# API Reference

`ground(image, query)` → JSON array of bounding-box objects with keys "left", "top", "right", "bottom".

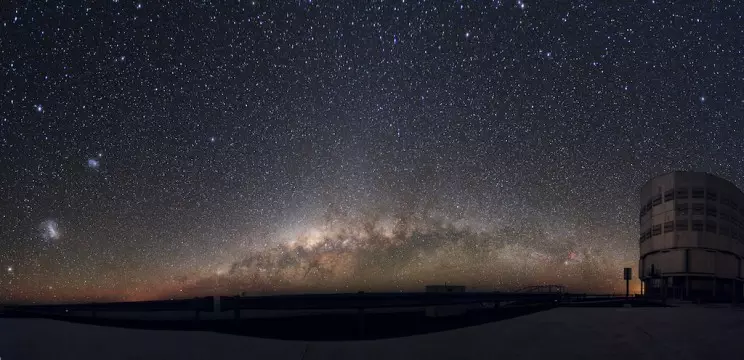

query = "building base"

[{"left": 642, "top": 276, "right": 744, "bottom": 303}]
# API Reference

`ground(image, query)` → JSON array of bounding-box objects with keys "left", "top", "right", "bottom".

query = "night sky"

[{"left": 2, "top": 1, "right": 743, "bottom": 303}]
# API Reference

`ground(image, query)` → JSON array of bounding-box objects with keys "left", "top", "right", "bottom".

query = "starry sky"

[{"left": 1, "top": 1, "right": 743, "bottom": 303}]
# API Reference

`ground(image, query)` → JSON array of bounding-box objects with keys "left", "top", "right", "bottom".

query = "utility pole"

[{"left": 626, "top": 280, "right": 629, "bottom": 299}]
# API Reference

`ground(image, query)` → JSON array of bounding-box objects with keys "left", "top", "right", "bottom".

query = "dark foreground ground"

[
  {"left": 1, "top": 298, "right": 667, "bottom": 341},
  {"left": 3, "top": 306, "right": 742, "bottom": 360},
  {"left": 3, "top": 304, "right": 552, "bottom": 340}
]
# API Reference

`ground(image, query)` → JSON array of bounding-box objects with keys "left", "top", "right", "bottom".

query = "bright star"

[{"left": 35, "top": 104, "right": 43, "bottom": 112}]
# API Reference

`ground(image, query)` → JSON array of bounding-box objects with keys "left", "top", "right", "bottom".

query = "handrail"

[
  {"left": 4, "top": 292, "right": 564, "bottom": 314},
  {"left": 219, "top": 292, "right": 562, "bottom": 311}
]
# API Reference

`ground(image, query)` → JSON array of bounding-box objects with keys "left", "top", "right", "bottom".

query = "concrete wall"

[{"left": 688, "top": 250, "right": 714, "bottom": 274}]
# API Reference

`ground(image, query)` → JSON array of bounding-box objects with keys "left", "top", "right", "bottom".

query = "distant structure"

[
  {"left": 516, "top": 285, "right": 566, "bottom": 294},
  {"left": 639, "top": 171, "right": 744, "bottom": 301},
  {"left": 425, "top": 285, "right": 466, "bottom": 293}
]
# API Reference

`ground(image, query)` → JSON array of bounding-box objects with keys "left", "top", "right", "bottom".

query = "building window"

[
  {"left": 707, "top": 205, "right": 717, "bottom": 218},
  {"left": 692, "top": 203, "right": 704, "bottom": 216},
  {"left": 644, "top": 229, "right": 652, "bottom": 239},
  {"left": 720, "top": 226, "right": 731, "bottom": 237},
  {"left": 652, "top": 194, "right": 662, "bottom": 206},
  {"left": 676, "top": 203, "right": 689, "bottom": 216},
  {"left": 675, "top": 220, "right": 688, "bottom": 231},
  {"left": 652, "top": 224, "right": 662, "bottom": 236},
  {"left": 645, "top": 201, "right": 652, "bottom": 212},
  {"left": 691, "top": 220, "right": 704, "bottom": 232},
  {"left": 706, "top": 221, "right": 717, "bottom": 233},
  {"left": 721, "top": 211, "right": 730, "bottom": 222},
  {"left": 676, "top": 188, "right": 688, "bottom": 199},
  {"left": 691, "top": 188, "right": 705, "bottom": 199},
  {"left": 663, "top": 221, "right": 674, "bottom": 233},
  {"left": 664, "top": 189, "right": 674, "bottom": 202},
  {"left": 706, "top": 189, "right": 717, "bottom": 202}
]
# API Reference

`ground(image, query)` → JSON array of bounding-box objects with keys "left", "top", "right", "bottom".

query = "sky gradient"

[{"left": 1, "top": 1, "right": 743, "bottom": 303}]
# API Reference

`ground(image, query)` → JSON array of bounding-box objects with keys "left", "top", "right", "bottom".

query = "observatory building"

[{"left": 640, "top": 171, "right": 744, "bottom": 300}]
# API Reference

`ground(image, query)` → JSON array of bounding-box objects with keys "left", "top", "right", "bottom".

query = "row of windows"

[
  {"left": 646, "top": 218, "right": 744, "bottom": 236},
  {"left": 641, "top": 187, "right": 744, "bottom": 218},
  {"left": 672, "top": 204, "right": 744, "bottom": 227},
  {"left": 640, "top": 219, "right": 743, "bottom": 242}
]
